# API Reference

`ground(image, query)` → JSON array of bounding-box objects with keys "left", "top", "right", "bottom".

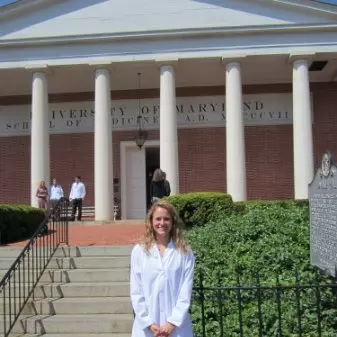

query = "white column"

[
  {"left": 292, "top": 59, "right": 313, "bottom": 199},
  {"left": 31, "top": 72, "right": 50, "bottom": 207},
  {"left": 225, "top": 62, "right": 247, "bottom": 201},
  {"left": 94, "top": 68, "right": 113, "bottom": 221},
  {"left": 160, "top": 65, "right": 179, "bottom": 194}
]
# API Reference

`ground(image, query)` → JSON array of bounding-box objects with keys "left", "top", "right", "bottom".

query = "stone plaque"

[{"left": 309, "top": 152, "right": 337, "bottom": 277}]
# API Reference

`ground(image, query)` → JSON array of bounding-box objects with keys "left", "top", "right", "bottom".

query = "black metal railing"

[
  {"left": 192, "top": 269, "right": 337, "bottom": 337},
  {"left": 0, "top": 197, "right": 69, "bottom": 337}
]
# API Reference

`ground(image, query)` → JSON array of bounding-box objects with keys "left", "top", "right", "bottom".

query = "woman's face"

[{"left": 152, "top": 207, "right": 172, "bottom": 240}]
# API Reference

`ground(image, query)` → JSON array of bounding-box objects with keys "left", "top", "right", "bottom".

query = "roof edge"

[
  {"left": 1, "top": 0, "right": 337, "bottom": 19},
  {"left": 271, "top": 0, "right": 337, "bottom": 15},
  {"left": 0, "top": 0, "right": 58, "bottom": 19}
]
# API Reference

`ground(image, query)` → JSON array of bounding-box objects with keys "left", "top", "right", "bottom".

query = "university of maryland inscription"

[
  {"left": 0, "top": 93, "right": 293, "bottom": 136},
  {"left": 309, "top": 152, "right": 337, "bottom": 277}
]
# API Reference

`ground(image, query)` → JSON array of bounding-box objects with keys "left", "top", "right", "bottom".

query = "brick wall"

[
  {"left": 312, "top": 83, "right": 337, "bottom": 167},
  {"left": 178, "top": 128, "right": 225, "bottom": 193},
  {"left": 50, "top": 133, "right": 94, "bottom": 206},
  {"left": 1, "top": 83, "right": 337, "bottom": 205},
  {"left": 0, "top": 136, "right": 30, "bottom": 204}
]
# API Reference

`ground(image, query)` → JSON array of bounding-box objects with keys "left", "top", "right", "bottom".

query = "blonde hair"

[
  {"left": 39, "top": 180, "right": 46, "bottom": 188},
  {"left": 152, "top": 168, "right": 165, "bottom": 181},
  {"left": 139, "top": 200, "right": 189, "bottom": 253}
]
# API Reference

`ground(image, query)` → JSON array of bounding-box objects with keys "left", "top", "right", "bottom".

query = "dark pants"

[
  {"left": 71, "top": 198, "right": 83, "bottom": 221},
  {"left": 50, "top": 199, "right": 61, "bottom": 220}
]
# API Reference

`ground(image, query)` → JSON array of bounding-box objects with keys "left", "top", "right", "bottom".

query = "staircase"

[{"left": 0, "top": 245, "right": 133, "bottom": 337}]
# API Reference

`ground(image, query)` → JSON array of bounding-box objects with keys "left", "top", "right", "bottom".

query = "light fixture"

[{"left": 134, "top": 73, "right": 148, "bottom": 149}]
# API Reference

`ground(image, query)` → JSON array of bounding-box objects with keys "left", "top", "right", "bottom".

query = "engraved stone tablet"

[{"left": 309, "top": 152, "right": 337, "bottom": 277}]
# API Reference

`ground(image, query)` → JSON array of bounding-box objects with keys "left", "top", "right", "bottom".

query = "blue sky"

[
  {"left": 0, "top": 0, "right": 337, "bottom": 7},
  {"left": 0, "top": 0, "right": 15, "bottom": 6}
]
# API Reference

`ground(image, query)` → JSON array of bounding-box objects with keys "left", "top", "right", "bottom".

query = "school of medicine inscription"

[
  {"left": 309, "top": 153, "right": 337, "bottom": 277},
  {"left": 0, "top": 93, "right": 293, "bottom": 136}
]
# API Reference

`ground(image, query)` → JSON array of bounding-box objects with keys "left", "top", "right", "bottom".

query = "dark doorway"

[{"left": 146, "top": 147, "right": 160, "bottom": 210}]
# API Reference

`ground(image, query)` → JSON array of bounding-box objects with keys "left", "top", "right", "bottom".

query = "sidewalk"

[{"left": 8, "top": 222, "right": 145, "bottom": 247}]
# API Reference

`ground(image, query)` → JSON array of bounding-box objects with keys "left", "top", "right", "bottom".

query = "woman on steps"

[
  {"left": 130, "top": 200, "right": 195, "bottom": 337},
  {"left": 150, "top": 168, "right": 171, "bottom": 205},
  {"left": 36, "top": 180, "right": 49, "bottom": 213}
]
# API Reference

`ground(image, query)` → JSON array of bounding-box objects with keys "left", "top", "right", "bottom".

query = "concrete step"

[
  {"left": 35, "top": 282, "right": 130, "bottom": 298},
  {"left": 42, "top": 268, "right": 130, "bottom": 283},
  {"left": 0, "top": 256, "right": 130, "bottom": 271},
  {"left": 0, "top": 258, "right": 19, "bottom": 269},
  {"left": 1, "top": 297, "right": 132, "bottom": 315},
  {"left": 0, "top": 245, "right": 133, "bottom": 264},
  {"left": 49, "top": 256, "right": 130, "bottom": 269},
  {"left": 0, "top": 247, "right": 23, "bottom": 258},
  {"left": 68, "top": 221, "right": 111, "bottom": 226},
  {"left": 54, "top": 245, "right": 133, "bottom": 257},
  {"left": 34, "top": 297, "right": 133, "bottom": 315},
  {"left": 0, "top": 258, "right": 55, "bottom": 271},
  {"left": 1, "top": 282, "right": 130, "bottom": 299},
  {"left": 1, "top": 268, "right": 130, "bottom": 283},
  {"left": 1, "top": 314, "right": 133, "bottom": 334},
  {"left": 0, "top": 245, "right": 133, "bottom": 259}
]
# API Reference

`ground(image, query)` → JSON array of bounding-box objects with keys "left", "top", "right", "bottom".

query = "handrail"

[{"left": 0, "top": 197, "right": 70, "bottom": 337}]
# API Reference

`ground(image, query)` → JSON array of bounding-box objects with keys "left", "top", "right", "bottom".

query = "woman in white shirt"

[{"left": 130, "top": 200, "right": 195, "bottom": 337}]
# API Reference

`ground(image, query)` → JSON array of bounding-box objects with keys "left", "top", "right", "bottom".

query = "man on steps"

[
  {"left": 49, "top": 177, "right": 64, "bottom": 220},
  {"left": 69, "top": 176, "right": 86, "bottom": 221}
]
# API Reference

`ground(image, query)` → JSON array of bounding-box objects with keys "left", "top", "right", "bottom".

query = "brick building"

[{"left": 0, "top": 0, "right": 337, "bottom": 220}]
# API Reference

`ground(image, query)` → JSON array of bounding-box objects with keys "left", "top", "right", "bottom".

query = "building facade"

[{"left": 0, "top": 0, "right": 337, "bottom": 220}]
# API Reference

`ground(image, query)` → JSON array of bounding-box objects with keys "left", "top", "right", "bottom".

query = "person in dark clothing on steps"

[
  {"left": 163, "top": 171, "right": 171, "bottom": 197},
  {"left": 150, "top": 168, "right": 171, "bottom": 204}
]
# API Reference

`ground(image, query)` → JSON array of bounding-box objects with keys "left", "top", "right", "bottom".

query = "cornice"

[{"left": 1, "top": 23, "right": 337, "bottom": 48}]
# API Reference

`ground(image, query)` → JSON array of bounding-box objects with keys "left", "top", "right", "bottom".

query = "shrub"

[
  {"left": 188, "top": 200, "right": 311, "bottom": 281},
  {"left": 165, "top": 192, "right": 234, "bottom": 227},
  {"left": 0, "top": 205, "right": 45, "bottom": 244},
  {"left": 235, "top": 199, "right": 309, "bottom": 214}
]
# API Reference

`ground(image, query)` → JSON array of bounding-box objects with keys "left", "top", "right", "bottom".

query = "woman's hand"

[
  {"left": 160, "top": 322, "right": 176, "bottom": 336},
  {"left": 148, "top": 324, "right": 161, "bottom": 336},
  {"left": 148, "top": 322, "right": 175, "bottom": 336}
]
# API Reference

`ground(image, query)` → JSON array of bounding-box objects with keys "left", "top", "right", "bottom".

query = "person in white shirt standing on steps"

[
  {"left": 49, "top": 178, "right": 64, "bottom": 220},
  {"left": 69, "top": 176, "right": 86, "bottom": 221},
  {"left": 130, "top": 200, "right": 195, "bottom": 337}
]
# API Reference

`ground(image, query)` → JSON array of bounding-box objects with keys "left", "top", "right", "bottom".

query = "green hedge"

[
  {"left": 186, "top": 199, "right": 336, "bottom": 337},
  {"left": 188, "top": 199, "right": 311, "bottom": 280},
  {"left": 235, "top": 199, "right": 309, "bottom": 213},
  {"left": 0, "top": 205, "right": 45, "bottom": 244},
  {"left": 165, "top": 192, "right": 235, "bottom": 227}
]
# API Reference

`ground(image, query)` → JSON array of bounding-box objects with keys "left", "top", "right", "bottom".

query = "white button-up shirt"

[
  {"left": 49, "top": 184, "right": 64, "bottom": 200},
  {"left": 69, "top": 182, "right": 86, "bottom": 200}
]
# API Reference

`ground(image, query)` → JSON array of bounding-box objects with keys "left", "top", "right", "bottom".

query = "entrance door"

[{"left": 125, "top": 147, "right": 146, "bottom": 219}]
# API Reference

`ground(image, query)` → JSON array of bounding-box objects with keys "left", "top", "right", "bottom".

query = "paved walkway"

[{"left": 7, "top": 223, "right": 145, "bottom": 247}]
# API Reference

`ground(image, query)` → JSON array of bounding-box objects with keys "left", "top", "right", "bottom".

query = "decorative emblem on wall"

[{"left": 321, "top": 152, "right": 332, "bottom": 177}]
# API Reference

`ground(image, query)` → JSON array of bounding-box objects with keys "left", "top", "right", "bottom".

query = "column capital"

[
  {"left": 288, "top": 52, "right": 316, "bottom": 64},
  {"left": 88, "top": 61, "right": 113, "bottom": 72},
  {"left": 155, "top": 57, "right": 179, "bottom": 68},
  {"left": 221, "top": 54, "right": 247, "bottom": 67},
  {"left": 25, "top": 65, "right": 52, "bottom": 75}
]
